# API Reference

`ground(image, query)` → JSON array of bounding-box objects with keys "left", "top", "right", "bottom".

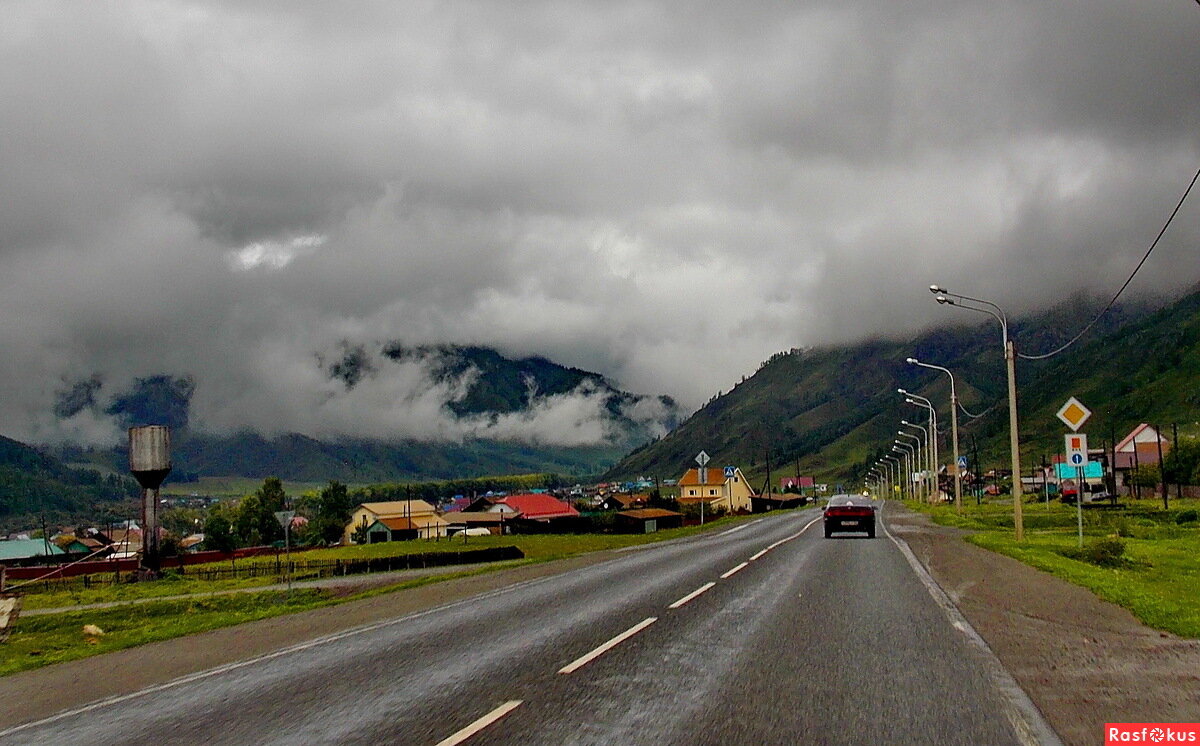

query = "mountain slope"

[
  {"left": 605, "top": 290, "right": 1180, "bottom": 485},
  {"left": 0, "top": 435, "right": 140, "bottom": 529},
  {"left": 48, "top": 344, "right": 679, "bottom": 484}
]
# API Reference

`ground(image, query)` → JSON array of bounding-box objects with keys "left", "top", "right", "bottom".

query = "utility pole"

[
  {"left": 1156, "top": 424, "right": 1168, "bottom": 509},
  {"left": 1173, "top": 423, "right": 1182, "bottom": 500}
]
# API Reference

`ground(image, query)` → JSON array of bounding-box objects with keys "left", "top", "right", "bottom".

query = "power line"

[{"left": 1019, "top": 163, "right": 1200, "bottom": 361}]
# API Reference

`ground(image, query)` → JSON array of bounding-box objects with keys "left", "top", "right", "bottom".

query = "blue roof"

[{"left": 0, "top": 538, "right": 66, "bottom": 561}]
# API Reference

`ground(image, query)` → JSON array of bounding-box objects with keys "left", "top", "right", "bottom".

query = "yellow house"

[
  {"left": 343, "top": 499, "right": 442, "bottom": 544},
  {"left": 676, "top": 466, "right": 755, "bottom": 513}
]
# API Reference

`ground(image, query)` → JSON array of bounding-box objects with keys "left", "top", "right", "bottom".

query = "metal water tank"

[{"left": 129, "top": 425, "right": 172, "bottom": 489}]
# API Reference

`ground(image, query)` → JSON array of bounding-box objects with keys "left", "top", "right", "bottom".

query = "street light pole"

[
  {"left": 908, "top": 357, "right": 962, "bottom": 513},
  {"left": 895, "top": 441, "right": 917, "bottom": 501},
  {"left": 891, "top": 449, "right": 909, "bottom": 500},
  {"left": 932, "top": 285, "right": 1024, "bottom": 541},
  {"left": 897, "top": 430, "right": 925, "bottom": 502},
  {"left": 901, "top": 391, "right": 938, "bottom": 498},
  {"left": 884, "top": 456, "right": 901, "bottom": 500}
]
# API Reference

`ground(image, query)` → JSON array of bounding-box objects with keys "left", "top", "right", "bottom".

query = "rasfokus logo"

[{"left": 1107, "top": 724, "right": 1200, "bottom": 744}]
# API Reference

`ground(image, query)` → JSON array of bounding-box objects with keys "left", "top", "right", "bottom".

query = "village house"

[
  {"left": 343, "top": 500, "right": 447, "bottom": 544},
  {"left": 676, "top": 466, "right": 755, "bottom": 513}
]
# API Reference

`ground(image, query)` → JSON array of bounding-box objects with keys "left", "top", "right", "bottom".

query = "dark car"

[{"left": 823, "top": 495, "right": 876, "bottom": 538}]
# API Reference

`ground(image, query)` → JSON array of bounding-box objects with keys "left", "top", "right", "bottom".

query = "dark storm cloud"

[{"left": 2, "top": 0, "right": 1199, "bottom": 445}]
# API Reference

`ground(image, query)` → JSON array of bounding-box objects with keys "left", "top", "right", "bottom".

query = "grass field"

[
  {"left": 159, "top": 476, "right": 331, "bottom": 497},
  {"left": 908, "top": 497, "right": 1200, "bottom": 638},
  {"left": 1, "top": 512, "right": 778, "bottom": 674}
]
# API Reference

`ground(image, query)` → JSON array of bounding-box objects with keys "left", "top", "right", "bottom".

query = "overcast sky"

[{"left": 3, "top": 1, "right": 1200, "bottom": 446}]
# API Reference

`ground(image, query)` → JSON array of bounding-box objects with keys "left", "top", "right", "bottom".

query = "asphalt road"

[{"left": 2, "top": 505, "right": 1038, "bottom": 745}]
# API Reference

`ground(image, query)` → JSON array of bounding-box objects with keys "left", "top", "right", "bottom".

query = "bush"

[
  {"left": 1175, "top": 509, "right": 1199, "bottom": 525},
  {"left": 1060, "top": 537, "right": 1129, "bottom": 568},
  {"left": 1086, "top": 537, "right": 1127, "bottom": 567}
]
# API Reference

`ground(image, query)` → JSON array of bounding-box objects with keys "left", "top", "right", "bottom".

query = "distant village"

[
  {"left": 0, "top": 462, "right": 820, "bottom": 575},
  {"left": 2, "top": 421, "right": 1190, "bottom": 578}
]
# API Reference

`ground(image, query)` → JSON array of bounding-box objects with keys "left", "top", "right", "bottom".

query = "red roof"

[{"left": 494, "top": 493, "right": 580, "bottom": 520}]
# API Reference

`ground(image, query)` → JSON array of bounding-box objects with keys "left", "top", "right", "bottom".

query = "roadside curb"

[{"left": 882, "top": 502, "right": 1064, "bottom": 746}]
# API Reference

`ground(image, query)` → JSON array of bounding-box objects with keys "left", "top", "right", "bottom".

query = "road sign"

[
  {"left": 957, "top": 456, "right": 968, "bottom": 470},
  {"left": 1056, "top": 397, "right": 1092, "bottom": 432},
  {"left": 274, "top": 510, "right": 296, "bottom": 529},
  {"left": 723, "top": 466, "right": 735, "bottom": 478},
  {"left": 695, "top": 451, "right": 710, "bottom": 467},
  {"left": 1065, "top": 433, "right": 1089, "bottom": 468}
]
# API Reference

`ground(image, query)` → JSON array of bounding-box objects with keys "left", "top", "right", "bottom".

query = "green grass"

[
  {"left": 1, "top": 589, "right": 331, "bottom": 675},
  {"left": 2, "top": 512, "right": 778, "bottom": 673},
  {"left": 0, "top": 560, "right": 548, "bottom": 677},
  {"left": 159, "top": 476, "right": 331, "bottom": 497},
  {"left": 909, "top": 497, "right": 1200, "bottom": 638}
]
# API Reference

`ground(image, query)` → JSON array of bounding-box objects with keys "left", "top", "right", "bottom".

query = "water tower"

[{"left": 129, "top": 425, "right": 171, "bottom": 578}]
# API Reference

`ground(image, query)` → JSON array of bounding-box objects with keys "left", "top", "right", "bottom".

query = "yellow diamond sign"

[{"left": 1056, "top": 396, "right": 1092, "bottom": 432}]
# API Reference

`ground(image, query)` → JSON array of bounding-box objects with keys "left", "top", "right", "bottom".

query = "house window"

[
  {"left": 709, "top": 489, "right": 717, "bottom": 496},
  {"left": 688, "top": 489, "right": 696, "bottom": 496}
]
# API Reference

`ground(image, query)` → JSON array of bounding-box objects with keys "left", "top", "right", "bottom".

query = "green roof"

[{"left": 0, "top": 539, "right": 66, "bottom": 561}]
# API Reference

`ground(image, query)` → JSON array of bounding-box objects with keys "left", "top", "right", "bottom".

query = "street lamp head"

[
  {"left": 929, "top": 285, "right": 945, "bottom": 294},
  {"left": 905, "top": 397, "right": 917, "bottom": 404},
  {"left": 897, "top": 388, "right": 907, "bottom": 394},
  {"left": 906, "top": 357, "right": 919, "bottom": 365},
  {"left": 935, "top": 295, "right": 953, "bottom": 305},
  {"left": 900, "top": 420, "right": 911, "bottom": 426}
]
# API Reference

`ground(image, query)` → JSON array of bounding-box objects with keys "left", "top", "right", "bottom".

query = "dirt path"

[{"left": 887, "top": 505, "right": 1200, "bottom": 746}]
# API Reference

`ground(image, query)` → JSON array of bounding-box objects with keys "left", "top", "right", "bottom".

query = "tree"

[
  {"left": 1163, "top": 438, "right": 1200, "bottom": 487},
  {"left": 161, "top": 506, "right": 203, "bottom": 538},
  {"left": 298, "top": 481, "right": 355, "bottom": 545},
  {"left": 233, "top": 478, "right": 289, "bottom": 547},
  {"left": 203, "top": 501, "right": 239, "bottom": 553},
  {"left": 1128, "top": 464, "right": 1160, "bottom": 490}
]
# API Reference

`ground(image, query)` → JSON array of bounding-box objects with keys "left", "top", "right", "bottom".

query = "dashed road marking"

[
  {"left": 558, "top": 617, "right": 658, "bottom": 674},
  {"left": 435, "top": 700, "right": 524, "bottom": 746},
  {"left": 668, "top": 582, "right": 717, "bottom": 609},
  {"left": 720, "top": 562, "right": 749, "bottom": 579}
]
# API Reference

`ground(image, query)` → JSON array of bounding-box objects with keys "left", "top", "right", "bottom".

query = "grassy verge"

[
  {"left": 1, "top": 589, "right": 331, "bottom": 676},
  {"left": 2, "top": 511, "right": 781, "bottom": 673},
  {"left": 907, "top": 497, "right": 1200, "bottom": 638}
]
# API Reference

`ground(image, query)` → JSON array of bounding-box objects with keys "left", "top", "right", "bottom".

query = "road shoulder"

[{"left": 886, "top": 503, "right": 1200, "bottom": 746}]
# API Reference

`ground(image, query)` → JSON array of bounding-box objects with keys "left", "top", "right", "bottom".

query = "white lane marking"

[
  {"left": 769, "top": 517, "right": 822, "bottom": 550},
  {"left": 716, "top": 518, "right": 765, "bottom": 537},
  {"left": 746, "top": 516, "right": 823, "bottom": 560},
  {"left": 435, "top": 700, "right": 524, "bottom": 746},
  {"left": 720, "top": 562, "right": 749, "bottom": 579},
  {"left": 558, "top": 617, "right": 658, "bottom": 674},
  {"left": 668, "top": 582, "right": 717, "bottom": 609},
  {"left": 0, "top": 569, "right": 571, "bottom": 738}
]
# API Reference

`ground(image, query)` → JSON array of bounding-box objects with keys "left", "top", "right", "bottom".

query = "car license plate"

[{"left": 842, "top": 520, "right": 858, "bottom": 527}]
